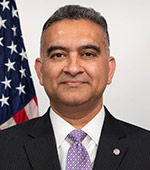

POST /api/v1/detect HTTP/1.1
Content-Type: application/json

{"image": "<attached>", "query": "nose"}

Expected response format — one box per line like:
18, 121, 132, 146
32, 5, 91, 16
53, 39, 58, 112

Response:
63, 54, 84, 76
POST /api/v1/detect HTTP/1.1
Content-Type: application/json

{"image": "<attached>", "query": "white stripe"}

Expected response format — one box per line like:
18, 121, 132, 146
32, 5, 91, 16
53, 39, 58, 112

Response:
24, 98, 39, 119
0, 117, 16, 130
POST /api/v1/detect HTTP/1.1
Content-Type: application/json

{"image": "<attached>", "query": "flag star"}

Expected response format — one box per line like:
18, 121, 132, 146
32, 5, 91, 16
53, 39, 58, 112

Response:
4, 59, 16, 72
0, 37, 4, 46
11, 25, 17, 36
7, 41, 17, 54
0, 94, 9, 107
16, 83, 26, 95
0, 0, 10, 11
19, 48, 27, 61
12, 6, 18, 18
1, 76, 12, 89
19, 66, 26, 78
0, 16, 7, 29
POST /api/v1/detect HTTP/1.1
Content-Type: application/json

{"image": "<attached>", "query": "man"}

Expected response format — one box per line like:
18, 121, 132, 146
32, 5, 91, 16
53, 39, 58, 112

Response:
0, 5, 150, 170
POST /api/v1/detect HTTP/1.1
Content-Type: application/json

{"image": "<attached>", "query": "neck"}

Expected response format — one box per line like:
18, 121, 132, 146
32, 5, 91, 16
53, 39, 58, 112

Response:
50, 100, 103, 129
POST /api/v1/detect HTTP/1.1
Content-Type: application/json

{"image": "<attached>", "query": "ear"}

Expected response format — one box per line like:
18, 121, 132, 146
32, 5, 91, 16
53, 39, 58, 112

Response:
34, 57, 43, 86
107, 56, 116, 85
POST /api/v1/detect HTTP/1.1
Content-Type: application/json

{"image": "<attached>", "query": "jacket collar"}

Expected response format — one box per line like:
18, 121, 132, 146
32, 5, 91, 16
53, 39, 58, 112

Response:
93, 106, 128, 170
24, 108, 61, 170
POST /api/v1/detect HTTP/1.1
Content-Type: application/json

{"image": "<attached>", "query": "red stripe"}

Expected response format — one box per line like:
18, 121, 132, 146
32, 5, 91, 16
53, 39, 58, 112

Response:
13, 108, 29, 124
33, 96, 38, 105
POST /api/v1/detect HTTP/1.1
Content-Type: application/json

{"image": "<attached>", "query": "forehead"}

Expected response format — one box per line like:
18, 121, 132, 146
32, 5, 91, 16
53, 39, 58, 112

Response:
42, 19, 105, 47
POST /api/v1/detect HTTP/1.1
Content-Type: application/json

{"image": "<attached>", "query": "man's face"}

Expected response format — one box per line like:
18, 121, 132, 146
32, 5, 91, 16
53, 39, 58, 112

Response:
35, 19, 115, 108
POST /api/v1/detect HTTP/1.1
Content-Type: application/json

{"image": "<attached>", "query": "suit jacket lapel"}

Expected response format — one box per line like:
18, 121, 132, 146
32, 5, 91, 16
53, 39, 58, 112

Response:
24, 108, 61, 170
93, 107, 128, 170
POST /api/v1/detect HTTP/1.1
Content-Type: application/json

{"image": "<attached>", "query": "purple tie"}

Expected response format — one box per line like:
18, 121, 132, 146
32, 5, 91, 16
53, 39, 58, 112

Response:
66, 130, 92, 170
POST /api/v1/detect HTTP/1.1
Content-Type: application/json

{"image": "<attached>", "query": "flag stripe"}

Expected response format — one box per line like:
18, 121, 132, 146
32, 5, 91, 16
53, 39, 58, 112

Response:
0, 117, 16, 130
13, 108, 29, 124
24, 97, 39, 119
33, 96, 38, 105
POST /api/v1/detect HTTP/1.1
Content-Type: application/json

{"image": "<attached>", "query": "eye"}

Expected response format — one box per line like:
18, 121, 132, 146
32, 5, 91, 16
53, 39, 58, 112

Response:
84, 52, 95, 56
51, 53, 64, 58
81, 51, 96, 58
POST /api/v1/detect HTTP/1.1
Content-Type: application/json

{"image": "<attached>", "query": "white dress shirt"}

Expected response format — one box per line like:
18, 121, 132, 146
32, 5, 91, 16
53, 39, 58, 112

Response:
50, 106, 105, 170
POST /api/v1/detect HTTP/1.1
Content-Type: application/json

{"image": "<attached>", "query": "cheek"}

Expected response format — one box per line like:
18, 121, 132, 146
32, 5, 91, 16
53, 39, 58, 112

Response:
88, 61, 106, 75
87, 62, 108, 85
43, 63, 62, 85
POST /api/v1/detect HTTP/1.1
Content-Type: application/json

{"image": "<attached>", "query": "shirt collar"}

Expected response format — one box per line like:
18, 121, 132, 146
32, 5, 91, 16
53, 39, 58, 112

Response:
82, 106, 105, 145
50, 108, 74, 148
50, 106, 105, 147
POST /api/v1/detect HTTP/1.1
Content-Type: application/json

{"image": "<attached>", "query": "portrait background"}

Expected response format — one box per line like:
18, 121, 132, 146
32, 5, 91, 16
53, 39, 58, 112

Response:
15, 0, 150, 130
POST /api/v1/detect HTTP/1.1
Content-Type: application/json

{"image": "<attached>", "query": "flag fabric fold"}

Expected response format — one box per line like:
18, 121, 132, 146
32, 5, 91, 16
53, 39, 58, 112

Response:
0, 0, 39, 129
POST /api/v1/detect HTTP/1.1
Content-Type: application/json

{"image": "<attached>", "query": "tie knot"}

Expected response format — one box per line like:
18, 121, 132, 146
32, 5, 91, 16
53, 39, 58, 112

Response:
68, 130, 87, 143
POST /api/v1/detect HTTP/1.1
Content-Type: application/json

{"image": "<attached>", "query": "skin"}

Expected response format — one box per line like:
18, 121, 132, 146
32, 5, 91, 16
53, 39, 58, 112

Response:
35, 19, 116, 129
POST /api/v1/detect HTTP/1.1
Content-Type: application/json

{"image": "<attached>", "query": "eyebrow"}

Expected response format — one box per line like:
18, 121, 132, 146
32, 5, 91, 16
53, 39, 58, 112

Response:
78, 44, 101, 54
47, 46, 69, 55
47, 44, 101, 55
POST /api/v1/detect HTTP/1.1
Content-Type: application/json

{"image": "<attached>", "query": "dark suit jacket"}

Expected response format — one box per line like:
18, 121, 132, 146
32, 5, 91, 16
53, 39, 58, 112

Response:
0, 107, 150, 170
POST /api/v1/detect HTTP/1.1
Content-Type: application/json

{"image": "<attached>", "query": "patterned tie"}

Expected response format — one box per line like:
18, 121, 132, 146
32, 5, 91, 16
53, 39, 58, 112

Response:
66, 130, 92, 170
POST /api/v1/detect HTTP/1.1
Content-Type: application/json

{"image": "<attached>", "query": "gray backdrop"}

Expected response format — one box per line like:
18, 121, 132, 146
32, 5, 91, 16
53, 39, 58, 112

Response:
16, 0, 150, 130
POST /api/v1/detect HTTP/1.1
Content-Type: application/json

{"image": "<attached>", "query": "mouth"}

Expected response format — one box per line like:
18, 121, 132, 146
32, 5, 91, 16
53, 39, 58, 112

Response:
60, 81, 87, 87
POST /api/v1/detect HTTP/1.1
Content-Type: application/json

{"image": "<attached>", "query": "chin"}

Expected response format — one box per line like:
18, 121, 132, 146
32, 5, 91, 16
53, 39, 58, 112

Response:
64, 101, 85, 106
50, 90, 93, 106
60, 96, 90, 106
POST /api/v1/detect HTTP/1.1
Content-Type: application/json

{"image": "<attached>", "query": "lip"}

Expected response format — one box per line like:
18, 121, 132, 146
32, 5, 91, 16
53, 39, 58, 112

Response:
61, 81, 86, 87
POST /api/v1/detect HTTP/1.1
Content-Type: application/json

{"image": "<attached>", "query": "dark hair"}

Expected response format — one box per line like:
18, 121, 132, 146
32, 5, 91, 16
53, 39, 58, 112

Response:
42, 5, 110, 46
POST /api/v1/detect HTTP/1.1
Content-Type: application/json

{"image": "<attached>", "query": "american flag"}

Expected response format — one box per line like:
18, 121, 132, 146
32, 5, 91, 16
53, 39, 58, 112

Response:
0, 0, 39, 129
